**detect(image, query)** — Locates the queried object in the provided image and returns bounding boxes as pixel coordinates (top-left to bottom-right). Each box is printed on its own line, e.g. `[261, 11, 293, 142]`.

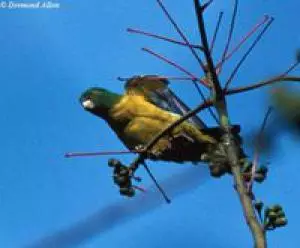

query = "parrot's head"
[79, 87, 122, 118]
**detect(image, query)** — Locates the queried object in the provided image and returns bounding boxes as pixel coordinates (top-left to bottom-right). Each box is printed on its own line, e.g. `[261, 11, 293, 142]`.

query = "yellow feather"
[109, 94, 216, 153]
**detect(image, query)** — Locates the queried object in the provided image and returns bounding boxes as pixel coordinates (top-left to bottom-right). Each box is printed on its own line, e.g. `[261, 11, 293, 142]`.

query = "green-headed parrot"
[79, 75, 239, 164]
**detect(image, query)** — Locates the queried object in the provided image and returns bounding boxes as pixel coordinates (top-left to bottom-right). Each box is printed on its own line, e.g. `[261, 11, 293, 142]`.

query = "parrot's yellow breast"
[108, 94, 216, 152]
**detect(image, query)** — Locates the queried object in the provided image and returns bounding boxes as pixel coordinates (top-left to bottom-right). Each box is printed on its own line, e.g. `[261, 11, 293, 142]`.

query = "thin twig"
[65, 150, 139, 158]
[226, 76, 300, 95]
[248, 107, 273, 193]
[156, 0, 206, 72]
[193, 0, 223, 99]
[210, 11, 224, 53]
[192, 79, 220, 124]
[279, 59, 300, 77]
[127, 28, 204, 50]
[118, 76, 203, 82]
[215, 15, 269, 71]
[224, 17, 274, 90]
[225, 52, 300, 96]
[142, 47, 210, 87]
[218, 0, 239, 74]
[142, 161, 171, 203]
[202, 0, 214, 12]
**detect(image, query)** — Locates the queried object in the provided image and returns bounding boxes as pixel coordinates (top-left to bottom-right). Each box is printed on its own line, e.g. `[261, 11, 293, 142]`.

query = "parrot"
[79, 75, 240, 164]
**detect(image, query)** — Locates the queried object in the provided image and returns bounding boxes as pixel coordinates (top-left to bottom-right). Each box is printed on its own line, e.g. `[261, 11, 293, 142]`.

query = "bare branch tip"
[202, 0, 214, 11]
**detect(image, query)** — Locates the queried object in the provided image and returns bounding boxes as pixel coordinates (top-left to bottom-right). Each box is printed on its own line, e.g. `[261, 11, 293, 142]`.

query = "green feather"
[79, 87, 122, 118]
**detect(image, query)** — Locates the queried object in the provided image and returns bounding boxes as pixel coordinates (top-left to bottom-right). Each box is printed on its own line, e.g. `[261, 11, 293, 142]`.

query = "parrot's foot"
[135, 139, 172, 160]
[135, 144, 163, 160]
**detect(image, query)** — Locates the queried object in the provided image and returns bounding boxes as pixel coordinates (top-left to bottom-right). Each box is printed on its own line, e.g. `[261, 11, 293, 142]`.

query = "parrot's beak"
[82, 99, 95, 110]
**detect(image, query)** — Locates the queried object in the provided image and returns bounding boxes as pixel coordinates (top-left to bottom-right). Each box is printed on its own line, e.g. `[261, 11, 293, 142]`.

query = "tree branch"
[218, 0, 238, 74]
[156, 0, 206, 72]
[224, 17, 274, 90]
[210, 11, 223, 53]
[142, 47, 210, 88]
[227, 76, 300, 95]
[127, 28, 204, 50]
[215, 15, 270, 72]
[127, 1, 297, 247]
[193, 1, 266, 247]
[193, 0, 223, 98]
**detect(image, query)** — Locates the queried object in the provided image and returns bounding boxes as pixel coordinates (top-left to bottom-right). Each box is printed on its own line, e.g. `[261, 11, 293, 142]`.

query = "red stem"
[142, 47, 210, 87]
[216, 15, 269, 71]
[127, 28, 203, 50]
[156, 0, 206, 72]
[65, 150, 140, 158]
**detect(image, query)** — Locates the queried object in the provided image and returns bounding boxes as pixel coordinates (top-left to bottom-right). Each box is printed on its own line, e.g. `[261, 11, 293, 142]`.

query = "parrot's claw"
[135, 144, 163, 158]
[134, 144, 147, 153]
[135, 141, 171, 160]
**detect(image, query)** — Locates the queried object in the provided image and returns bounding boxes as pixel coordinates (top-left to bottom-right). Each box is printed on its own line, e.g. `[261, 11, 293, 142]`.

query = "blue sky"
[0, 0, 299, 247]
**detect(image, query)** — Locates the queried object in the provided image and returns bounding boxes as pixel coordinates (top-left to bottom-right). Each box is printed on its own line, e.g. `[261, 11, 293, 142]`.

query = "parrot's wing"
[125, 75, 207, 129]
